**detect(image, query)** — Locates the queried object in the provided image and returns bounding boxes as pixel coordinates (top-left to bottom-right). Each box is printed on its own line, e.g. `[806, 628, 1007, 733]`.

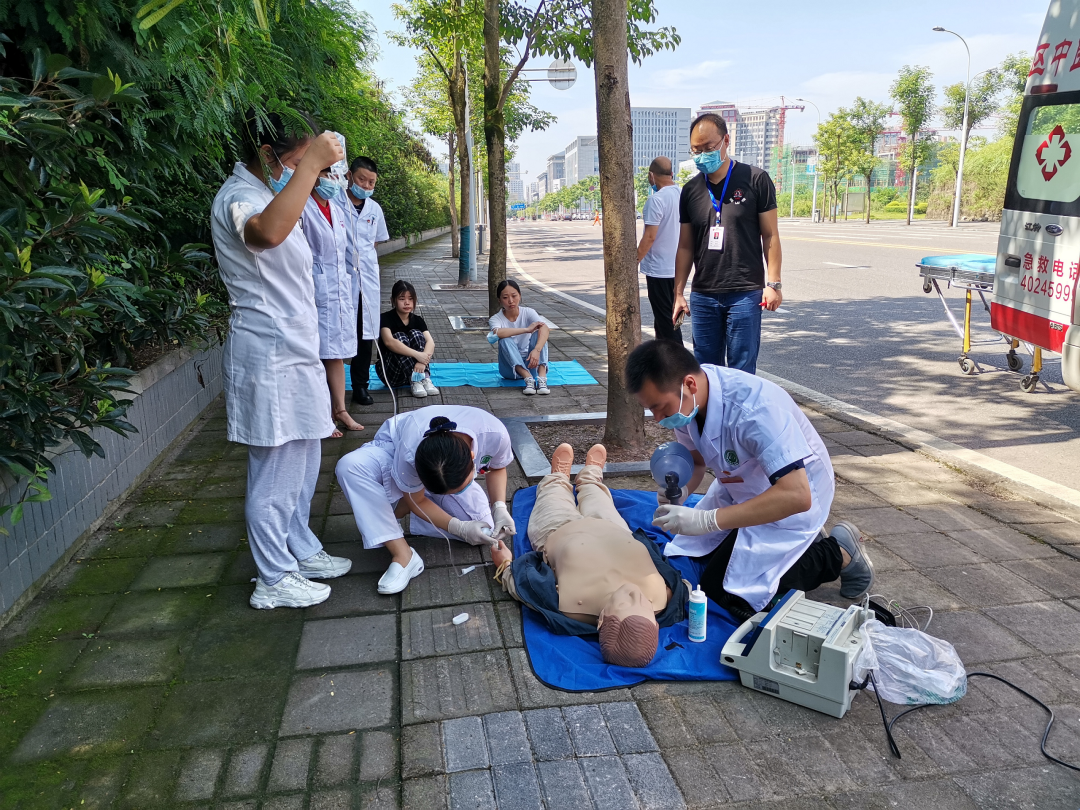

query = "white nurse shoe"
[377, 548, 425, 594]
[249, 572, 331, 609]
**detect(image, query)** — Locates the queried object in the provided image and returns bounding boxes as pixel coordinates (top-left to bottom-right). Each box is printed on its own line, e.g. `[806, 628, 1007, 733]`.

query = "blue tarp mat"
[511, 486, 739, 692]
[918, 253, 996, 274]
[345, 360, 597, 391]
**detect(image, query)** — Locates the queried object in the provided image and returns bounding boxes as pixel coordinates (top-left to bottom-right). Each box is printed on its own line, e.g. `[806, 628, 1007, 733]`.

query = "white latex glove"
[449, 517, 496, 547]
[491, 502, 515, 542]
[656, 485, 689, 505]
[652, 504, 719, 536]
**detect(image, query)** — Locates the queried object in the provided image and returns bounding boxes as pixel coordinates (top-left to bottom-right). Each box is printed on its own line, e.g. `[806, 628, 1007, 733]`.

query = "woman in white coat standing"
[210, 112, 354, 610]
[301, 167, 364, 436]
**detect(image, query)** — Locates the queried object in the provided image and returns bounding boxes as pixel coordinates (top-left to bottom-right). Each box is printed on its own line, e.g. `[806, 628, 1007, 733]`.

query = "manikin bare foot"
[334, 409, 364, 431]
[584, 444, 607, 469]
[551, 443, 574, 476]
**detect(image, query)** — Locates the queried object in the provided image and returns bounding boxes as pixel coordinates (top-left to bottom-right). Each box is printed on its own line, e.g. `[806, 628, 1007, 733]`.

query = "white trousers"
[246, 439, 324, 585]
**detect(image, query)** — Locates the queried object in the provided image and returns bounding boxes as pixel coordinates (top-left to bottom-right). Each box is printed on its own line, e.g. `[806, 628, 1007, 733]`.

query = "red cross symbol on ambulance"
[1036, 125, 1073, 181]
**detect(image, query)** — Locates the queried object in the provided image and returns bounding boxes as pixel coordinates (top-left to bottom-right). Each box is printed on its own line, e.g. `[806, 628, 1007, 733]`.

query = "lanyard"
[704, 160, 735, 226]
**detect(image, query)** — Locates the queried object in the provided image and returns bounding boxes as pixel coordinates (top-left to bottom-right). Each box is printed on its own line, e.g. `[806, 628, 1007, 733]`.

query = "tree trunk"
[449, 47, 472, 285]
[865, 173, 872, 224]
[483, 0, 507, 316]
[592, 0, 644, 454]
[907, 151, 917, 226]
[448, 132, 460, 258]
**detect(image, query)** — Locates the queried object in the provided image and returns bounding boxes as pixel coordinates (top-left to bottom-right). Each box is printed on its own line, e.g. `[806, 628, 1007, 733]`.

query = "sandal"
[334, 409, 364, 432]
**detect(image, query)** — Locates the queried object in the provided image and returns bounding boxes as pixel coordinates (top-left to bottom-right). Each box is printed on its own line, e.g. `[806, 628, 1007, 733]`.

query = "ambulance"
[995, 0, 1080, 392]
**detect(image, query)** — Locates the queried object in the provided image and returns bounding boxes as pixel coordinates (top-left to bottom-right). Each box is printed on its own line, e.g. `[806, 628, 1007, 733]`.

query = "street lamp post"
[934, 27, 970, 228]
[796, 98, 820, 221]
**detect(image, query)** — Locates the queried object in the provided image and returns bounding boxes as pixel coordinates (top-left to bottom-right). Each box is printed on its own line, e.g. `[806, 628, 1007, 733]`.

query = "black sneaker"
[351, 386, 374, 406]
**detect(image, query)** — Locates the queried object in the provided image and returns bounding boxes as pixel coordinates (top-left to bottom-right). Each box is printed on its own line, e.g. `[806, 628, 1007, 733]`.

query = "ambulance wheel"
[1006, 352, 1023, 372]
[959, 357, 977, 375]
[922, 279, 933, 294]
[1020, 374, 1039, 394]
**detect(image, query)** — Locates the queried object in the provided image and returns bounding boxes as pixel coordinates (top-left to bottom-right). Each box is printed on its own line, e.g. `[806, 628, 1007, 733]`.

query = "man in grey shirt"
[636, 156, 684, 345]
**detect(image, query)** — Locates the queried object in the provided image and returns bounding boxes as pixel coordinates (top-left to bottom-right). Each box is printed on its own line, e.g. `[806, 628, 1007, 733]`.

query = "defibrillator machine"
[721, 590, 871, 718]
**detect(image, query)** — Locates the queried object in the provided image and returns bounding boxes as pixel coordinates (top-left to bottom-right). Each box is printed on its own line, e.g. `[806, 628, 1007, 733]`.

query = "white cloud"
[643, 59, 734, 89]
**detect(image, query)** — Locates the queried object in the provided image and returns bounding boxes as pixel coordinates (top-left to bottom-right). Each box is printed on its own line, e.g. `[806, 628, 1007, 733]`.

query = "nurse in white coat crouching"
[335, 406, 516, 594]
[210, 112, 353, 610]
[626, 340, 875, 622]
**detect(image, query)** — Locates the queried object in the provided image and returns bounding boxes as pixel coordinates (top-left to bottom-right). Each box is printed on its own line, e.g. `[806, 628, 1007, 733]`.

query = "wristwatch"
[766, 281, 783, 291]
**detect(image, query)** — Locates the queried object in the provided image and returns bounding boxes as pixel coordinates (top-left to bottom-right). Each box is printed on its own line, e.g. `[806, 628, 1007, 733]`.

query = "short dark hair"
[245, 110, 321, 163]
[690, 113, 728, 139]
[350, 156, 378, 174]
[390, 279, 417, 305]
[648, 156, 672, 176]
[415, 417, 474, 494]
[625, 340, 702, 394]
[496, 279, 521, 298]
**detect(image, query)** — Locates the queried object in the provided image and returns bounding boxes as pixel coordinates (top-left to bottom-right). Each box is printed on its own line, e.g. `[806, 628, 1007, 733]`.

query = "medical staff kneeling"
[626, 340, 874, 621]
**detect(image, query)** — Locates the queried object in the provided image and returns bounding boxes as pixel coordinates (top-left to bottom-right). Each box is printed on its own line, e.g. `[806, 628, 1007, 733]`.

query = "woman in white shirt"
[209, 112, 353, 611]
[335, 406, 516, 594]
[487, 279, 550, 396]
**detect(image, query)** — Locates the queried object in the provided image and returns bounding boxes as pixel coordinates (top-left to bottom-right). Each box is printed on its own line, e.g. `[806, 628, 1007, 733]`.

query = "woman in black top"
[376, 280, 440, 397]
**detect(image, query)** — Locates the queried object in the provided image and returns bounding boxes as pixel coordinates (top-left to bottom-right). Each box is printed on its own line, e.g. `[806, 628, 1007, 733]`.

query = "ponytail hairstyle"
[415, 417, 474, 494]
[244, 109, 321, 165]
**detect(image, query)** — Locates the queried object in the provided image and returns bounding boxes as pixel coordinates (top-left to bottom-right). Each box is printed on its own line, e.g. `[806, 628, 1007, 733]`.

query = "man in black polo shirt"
[673, 113, 783, 374]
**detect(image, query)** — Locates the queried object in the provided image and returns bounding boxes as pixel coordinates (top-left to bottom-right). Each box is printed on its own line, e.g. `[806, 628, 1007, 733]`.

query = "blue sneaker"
[831, 521, 874, 599]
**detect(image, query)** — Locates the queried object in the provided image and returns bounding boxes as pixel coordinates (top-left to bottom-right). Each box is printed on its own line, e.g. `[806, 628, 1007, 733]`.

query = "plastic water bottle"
[688, 585, 707, 643]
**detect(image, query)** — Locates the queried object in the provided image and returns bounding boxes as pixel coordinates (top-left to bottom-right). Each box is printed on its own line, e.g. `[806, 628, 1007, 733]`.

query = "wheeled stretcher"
[918, 254, 1041, 391]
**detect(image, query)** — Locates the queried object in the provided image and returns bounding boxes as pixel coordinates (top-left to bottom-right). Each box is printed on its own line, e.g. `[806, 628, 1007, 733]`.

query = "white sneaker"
[422, 377, 440, 395]
[298, 550, 352, 579]
[377, 548, 425, 594]
[411, 380, 428, 397]
[249, 572, 331, 609]
[536, 377, 550, 395]
[522, 377, 537, 396]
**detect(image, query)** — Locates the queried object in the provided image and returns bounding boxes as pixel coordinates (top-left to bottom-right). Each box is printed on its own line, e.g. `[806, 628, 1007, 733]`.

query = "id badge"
[708, 225, 725, 251]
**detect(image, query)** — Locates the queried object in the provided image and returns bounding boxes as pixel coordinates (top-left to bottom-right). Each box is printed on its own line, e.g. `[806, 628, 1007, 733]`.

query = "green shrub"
[884, 199, 907, 212]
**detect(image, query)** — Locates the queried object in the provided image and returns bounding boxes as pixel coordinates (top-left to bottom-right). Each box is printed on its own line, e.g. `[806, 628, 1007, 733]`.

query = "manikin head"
[625, 340, 705, 425]
[598, 583, 659, 667]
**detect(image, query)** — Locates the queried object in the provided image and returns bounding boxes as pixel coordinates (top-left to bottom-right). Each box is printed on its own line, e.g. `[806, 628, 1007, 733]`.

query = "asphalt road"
[506, 217, 1080, 492]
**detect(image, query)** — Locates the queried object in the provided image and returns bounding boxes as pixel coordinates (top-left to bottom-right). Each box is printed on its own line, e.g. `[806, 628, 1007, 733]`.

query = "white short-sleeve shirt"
[488, 306, 543, 356]
[639, 184, 681, 278]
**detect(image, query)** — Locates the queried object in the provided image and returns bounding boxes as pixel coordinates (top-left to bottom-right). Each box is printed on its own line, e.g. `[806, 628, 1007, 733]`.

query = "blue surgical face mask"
[486, 329, 499, 345]
[316, 178, 340, 200]
[649, 183, 658, 193]
[268, 163, 293, 194]
[411, 371, 427, 383]
[658, 385, 698, 429]
[351, 184, 373, 200]
[693, 150, 724, 175]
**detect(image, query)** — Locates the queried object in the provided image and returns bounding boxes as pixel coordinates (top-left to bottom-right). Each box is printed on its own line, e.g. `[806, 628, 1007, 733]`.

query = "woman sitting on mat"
[488, 279, 550, 396]
[376, 279, 439, 398]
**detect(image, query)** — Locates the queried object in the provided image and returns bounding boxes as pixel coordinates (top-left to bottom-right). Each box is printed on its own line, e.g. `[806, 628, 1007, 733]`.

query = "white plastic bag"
[852, 619, 967, 705]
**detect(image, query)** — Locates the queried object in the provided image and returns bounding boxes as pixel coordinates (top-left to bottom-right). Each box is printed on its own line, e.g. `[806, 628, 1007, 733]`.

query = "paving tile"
[309, 789, 355, 810]
[401, 566, 492, 610]
[496, 602, 524, 647]
[130, 553, 229, 589]
[899, 503, 1000, 532]
[443, 716, 489, 772]
[673, 693, 739, 745]
[623, 751, 687, 809]
[484, 711, 531, 765]
[98, 589, 210, 636]
[1024, 521, 1080, 545]
[875, 532, 985, 569]
[491, 763, 543, 810]
[202, 583, 304, 627]
[222, 744, 269, 796]
[819, 727, 899, 787]
[260, 795, 305, 810]
[66, 557, 148, 595]
[401, 650, 517, 724]
[869, 568, 966, 611]
[401, 603, 501, 659]
[830, 780, 979, 810]
[65, 636, 183, 687]
[158, 522, 246, 554]
[838, 507, 927, 537]
[639, 697, 695, 748]
[863, 482, 957, 507]
[182, 620, 302, 681]
[401, 723, 444, 778]
[831, 461, 911, 485]
[305, 574, 397, 618]
[1004, 557, 1080, 599]
[984, 601, 1080, 655]
[407, 537, 486, 568]
[579, 756, 637, 810]
[296, 615, 397, 669]
[151, 678, 287, 748]
[358, 729, 397, 782]
[279, 669, 394, 736]
[746, 733, 856, 796]
[954, 763, 1080, 810]
[448, 770, 496, 810]
[701, 741, 780, 803]
[402, 775, 447, 810]
[315, 734, 356, 786]
[829, 485, 890, 511]
[535, 760, 591, 810]
[977, 501, 1071, 525]
[509, 648, 632, 709]
[117, 749, 181, 809]
[924, 563, 1051, 606]
[562, 704, 617, 756]
[523, 707, 574, 761]
[947, 528, 1062, 562]
[599, 701, 658, 753]
[268, 738, 313, 792]
[663, 747, 731, 807]
[929, 610, 1037, 665]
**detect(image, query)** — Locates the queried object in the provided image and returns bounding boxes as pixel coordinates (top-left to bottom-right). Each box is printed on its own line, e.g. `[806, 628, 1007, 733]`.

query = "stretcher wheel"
[922, 279, 933, 294]
[958, 357, 977, 375]
[1006, 352, 1023, 372]
[1020, 374, 1039, 394]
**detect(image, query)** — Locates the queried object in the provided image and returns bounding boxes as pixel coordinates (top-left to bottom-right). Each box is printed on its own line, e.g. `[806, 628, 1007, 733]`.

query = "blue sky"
[353, 1, 1043, 182]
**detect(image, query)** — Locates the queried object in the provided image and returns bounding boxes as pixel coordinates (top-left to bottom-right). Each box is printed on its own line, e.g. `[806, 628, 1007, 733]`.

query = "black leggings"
[697, 529, 843, 621]
[351, 291, 373, 388]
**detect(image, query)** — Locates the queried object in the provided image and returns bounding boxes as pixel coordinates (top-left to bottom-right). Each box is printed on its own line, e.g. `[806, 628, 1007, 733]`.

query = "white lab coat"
[668, 364, 835, 610]
[302, 195, 357, 359]
[210, 163, 334, 446]
[334, 195, 388, 341]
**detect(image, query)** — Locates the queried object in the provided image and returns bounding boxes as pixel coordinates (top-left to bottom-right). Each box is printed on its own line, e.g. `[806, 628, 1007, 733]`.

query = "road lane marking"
[785, 236, 972, 253]
[508, 230, 1080, 508]
[823, 262, 871, 268]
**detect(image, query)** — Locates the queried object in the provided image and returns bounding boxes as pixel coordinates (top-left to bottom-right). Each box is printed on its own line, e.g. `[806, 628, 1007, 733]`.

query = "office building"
[692, 101, 784, 178]
[527, 181, 539, 203]
[507, 161, 523, 202]
[564, 136, 599, 186]
[631, 107, 691, 173]
[546, 151, 565, 192]
[535, 170, 548, 199]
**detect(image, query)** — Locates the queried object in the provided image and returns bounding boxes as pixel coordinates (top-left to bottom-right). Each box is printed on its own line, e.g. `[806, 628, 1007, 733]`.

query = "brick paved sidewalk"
[2, 235, 1080, 809]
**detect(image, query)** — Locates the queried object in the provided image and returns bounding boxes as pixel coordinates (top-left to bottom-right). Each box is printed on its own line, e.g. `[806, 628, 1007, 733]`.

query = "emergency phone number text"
[1019, 274, 1074, 302]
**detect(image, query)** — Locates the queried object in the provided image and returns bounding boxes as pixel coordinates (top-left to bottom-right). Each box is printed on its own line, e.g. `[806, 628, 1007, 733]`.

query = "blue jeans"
[689, 289, 763, 373]
[498, 333, 548, 379]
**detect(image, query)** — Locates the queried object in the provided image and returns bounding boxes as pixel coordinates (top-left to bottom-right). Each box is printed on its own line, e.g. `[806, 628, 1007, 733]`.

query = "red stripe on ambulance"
[990, 302, 1068, 352]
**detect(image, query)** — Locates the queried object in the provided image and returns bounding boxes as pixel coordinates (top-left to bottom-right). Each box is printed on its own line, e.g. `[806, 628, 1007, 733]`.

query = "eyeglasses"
[689, 138, 725, 156]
